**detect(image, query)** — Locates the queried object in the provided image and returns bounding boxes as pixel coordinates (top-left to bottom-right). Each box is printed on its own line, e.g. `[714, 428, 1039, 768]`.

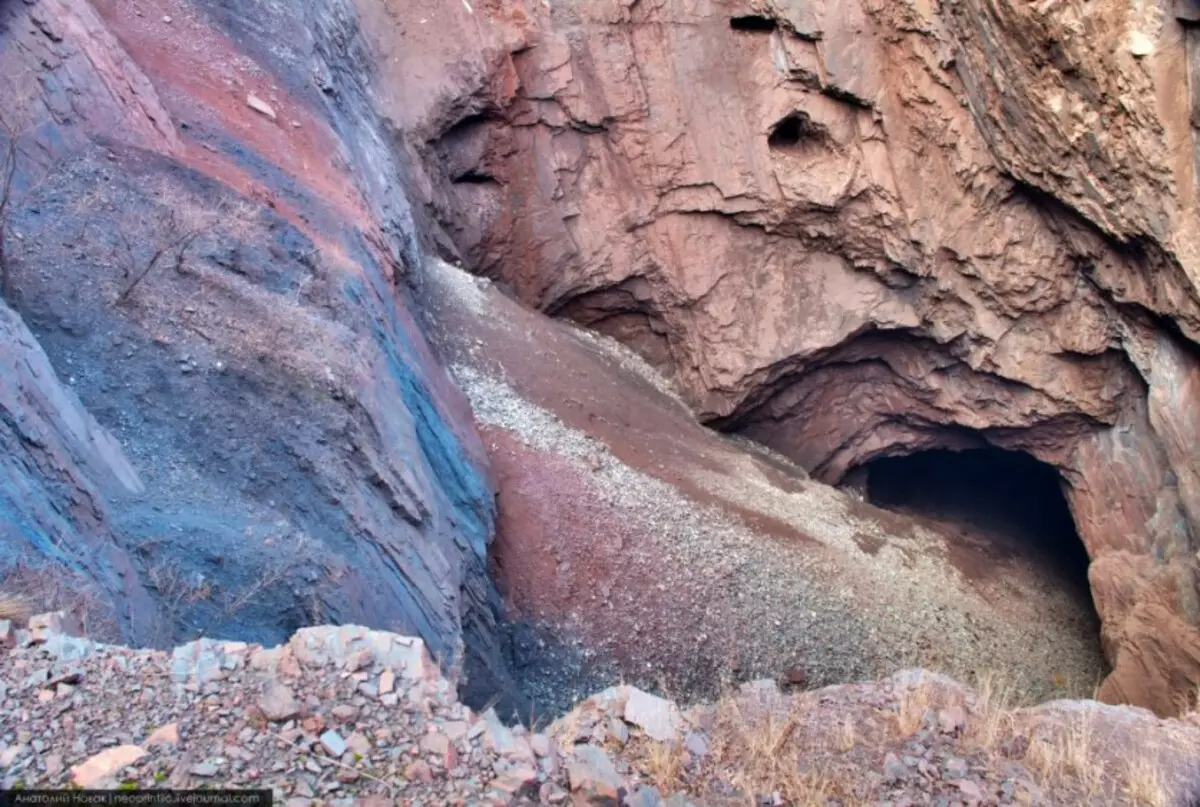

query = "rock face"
[3, 0, 1199, 720]
[0, 0, 512, 708]
[365, 0, 1200, 715]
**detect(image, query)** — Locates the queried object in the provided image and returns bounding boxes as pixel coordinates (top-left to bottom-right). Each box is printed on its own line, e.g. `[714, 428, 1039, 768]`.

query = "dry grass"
[642, 738, 685, 791]
[693, 690, 837, 804]
[965, 669, 1018, 751]
[0, 561, 120, 641]
[894, 680, 935, 737]
[835, 717, 858, 752]
[0, 592, 31, 623]
[1122, 752, 1168, 807]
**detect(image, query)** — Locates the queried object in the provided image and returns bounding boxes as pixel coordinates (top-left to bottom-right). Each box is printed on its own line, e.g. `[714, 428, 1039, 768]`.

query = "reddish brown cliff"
[364, 0, 1200, 715]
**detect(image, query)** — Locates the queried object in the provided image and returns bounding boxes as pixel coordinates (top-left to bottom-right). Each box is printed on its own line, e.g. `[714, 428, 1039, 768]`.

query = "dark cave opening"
[859, 447, 1095, 604]
[730, 14, 778, 32]
[767, 112, 822, 151]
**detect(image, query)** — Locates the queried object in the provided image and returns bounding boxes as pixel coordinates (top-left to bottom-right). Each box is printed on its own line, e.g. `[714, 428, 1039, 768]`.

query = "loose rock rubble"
[3, 615, 1200, 806]
[0, 614, 617, 805]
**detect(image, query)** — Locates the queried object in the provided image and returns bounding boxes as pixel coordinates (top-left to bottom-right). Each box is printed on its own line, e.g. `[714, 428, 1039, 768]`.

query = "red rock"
[70, 745, 146, 787]
[146, 723, 180, 747]
[403, 760, 433, 783]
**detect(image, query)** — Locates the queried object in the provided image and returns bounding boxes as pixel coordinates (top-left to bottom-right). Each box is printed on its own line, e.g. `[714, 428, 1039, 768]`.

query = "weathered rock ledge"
[2, 616, 1198, 806]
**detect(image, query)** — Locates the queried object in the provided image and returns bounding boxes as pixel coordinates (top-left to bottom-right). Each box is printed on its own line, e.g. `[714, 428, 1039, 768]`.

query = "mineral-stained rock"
[0, 0, 517, 715]
[363, 0, 1200, 716]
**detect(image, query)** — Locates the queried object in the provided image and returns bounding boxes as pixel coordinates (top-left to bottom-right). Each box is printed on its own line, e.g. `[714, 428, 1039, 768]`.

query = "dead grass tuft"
[693, 689, 835, 804]
[642, 739, 685, 792]
[894, 681, 934, 737]
[0, 561, 120, 640]
[1123, 752, 1168, 807]
[965, 669, 1017, 751]
[0, 592, 31, 623]
[835, 717, 858, 752]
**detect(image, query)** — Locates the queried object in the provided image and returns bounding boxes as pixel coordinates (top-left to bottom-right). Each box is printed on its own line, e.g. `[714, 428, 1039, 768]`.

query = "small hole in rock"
[768, 112, 817, 150]
[730, 15, 777, 32]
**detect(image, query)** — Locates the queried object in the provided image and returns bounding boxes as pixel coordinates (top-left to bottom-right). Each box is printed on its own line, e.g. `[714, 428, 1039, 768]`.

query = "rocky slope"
[364, 0, 1200, 717]
[423, 258, 1107, 715]
[3, 616, 1198, 806]
[1, 0, 1199, 740]
[0, 0, 511, 710]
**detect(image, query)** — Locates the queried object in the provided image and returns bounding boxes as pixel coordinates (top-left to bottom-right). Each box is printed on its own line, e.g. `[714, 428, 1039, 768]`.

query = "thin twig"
[0, 116, 20, 302]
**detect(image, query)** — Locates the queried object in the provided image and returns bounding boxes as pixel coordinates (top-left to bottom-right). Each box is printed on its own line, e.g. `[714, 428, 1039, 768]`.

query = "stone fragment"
[953, 778, 985, 800]
[626, 786, 665, 807]
[1129, 31, 1154, 57]
[331, 704, 358, 722]
[246, 94, 277, 121]
[938, 705, 966, 736]
[146, 723, 180, 747]
[190, 761, 220, 777]
[531, 733, 552, 757]
[492, 764, 538, 793]
[261, 682, 301, 722]
[420, 732, 450, 756]
[378, 668, 395, 695]
[70, 745, 147, 787]
[403, 760, 433, 783]
[623, 687, 681, 742]
[566, 745, 624, 802]
[320, 729, 348, 757]
[28, 611, 82, 644]
[883, 752, 908, 783]
[945, 756, 969, 779]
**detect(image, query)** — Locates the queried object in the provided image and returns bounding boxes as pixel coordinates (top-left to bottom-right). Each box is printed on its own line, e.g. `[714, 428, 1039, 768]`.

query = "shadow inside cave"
[859, 446, 1096, 607]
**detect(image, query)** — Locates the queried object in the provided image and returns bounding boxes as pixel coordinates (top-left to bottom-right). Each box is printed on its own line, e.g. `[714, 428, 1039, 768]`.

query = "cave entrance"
[856, 446, 1097, 610]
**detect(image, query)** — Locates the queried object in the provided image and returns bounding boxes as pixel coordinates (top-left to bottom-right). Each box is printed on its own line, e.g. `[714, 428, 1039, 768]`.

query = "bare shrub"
[112, 204, 218, 305]
[0, 560, 120, 641]
[138, 531, 324, 647]
[0, 115, 18, 302]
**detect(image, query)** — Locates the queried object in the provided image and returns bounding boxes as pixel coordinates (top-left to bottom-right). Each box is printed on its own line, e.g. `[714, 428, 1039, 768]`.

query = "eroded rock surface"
[0, 0, 511, 710]
[365, 0, 1200, 716]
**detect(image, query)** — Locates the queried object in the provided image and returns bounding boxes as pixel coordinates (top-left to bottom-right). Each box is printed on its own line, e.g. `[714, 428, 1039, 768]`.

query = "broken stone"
[623, 687, 682, 742]
[261, 682, 301, 722]
[1129, 31, 1155, 57]
[403, 760, 433, 783]
[28, 611, 82, 644]
[566, 746, 624, 802]
[331, 704, 358, 722]
[70, 745, 147, 787]
[883, 752, 908, 783]
[492, 764, 538, 794]
[320, 729, 347, 757]
[531, 733, 552, 757]
[146, 723, 180, 748]
[626, 786, 664, 807]
[246, 93, 278, 121]
[945, 756, 969, 779]
[419, 732, 450, 757]
[938, 705, 966, 736]
[953, 778, 985, 800]
[378, 668, 395, 695]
